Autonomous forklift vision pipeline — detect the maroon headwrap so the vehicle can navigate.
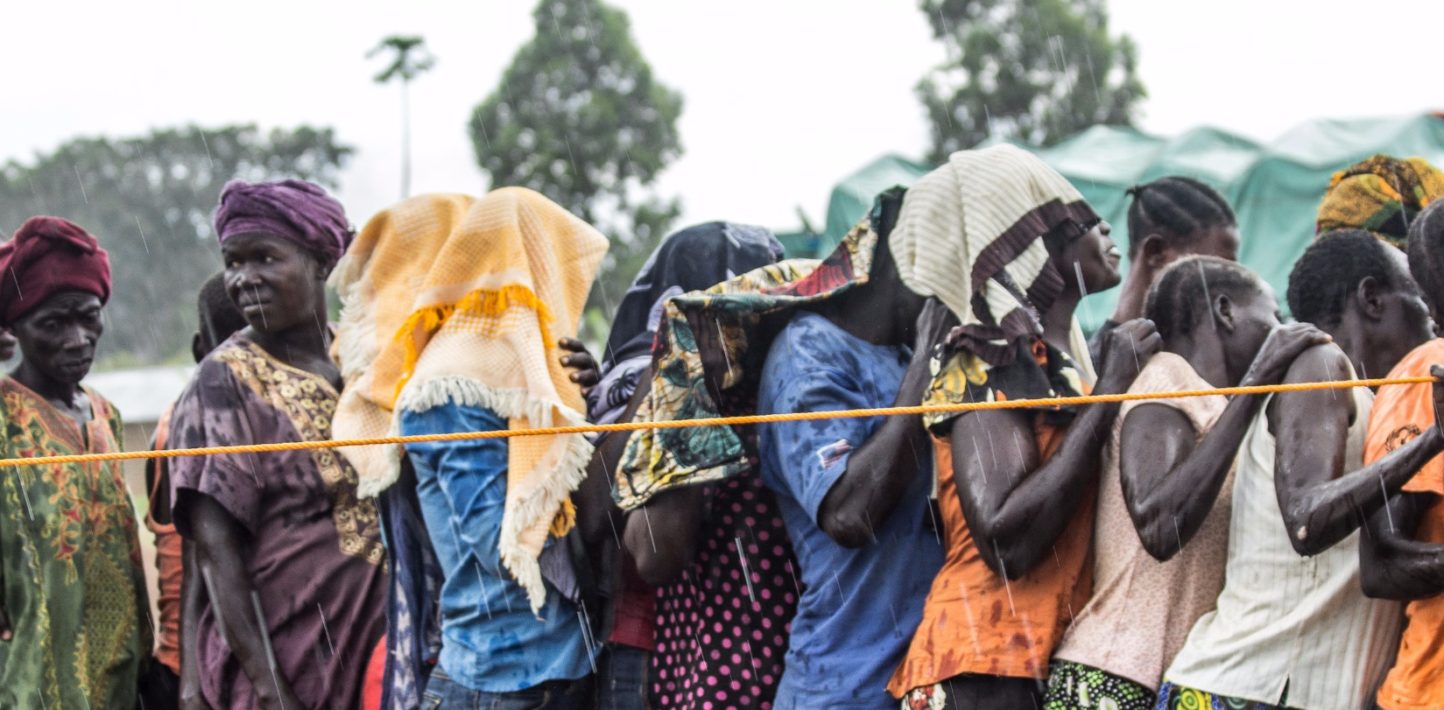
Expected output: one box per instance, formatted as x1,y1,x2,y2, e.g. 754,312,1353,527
0,216,112,326
213,179,352,262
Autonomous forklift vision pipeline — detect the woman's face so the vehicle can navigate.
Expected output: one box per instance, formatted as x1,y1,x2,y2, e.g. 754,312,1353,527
11,290,104,386
1056,220,1123,295
222,232,326,334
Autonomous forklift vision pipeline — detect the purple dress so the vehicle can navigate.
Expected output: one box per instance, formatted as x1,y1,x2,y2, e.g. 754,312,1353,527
170,334,387,709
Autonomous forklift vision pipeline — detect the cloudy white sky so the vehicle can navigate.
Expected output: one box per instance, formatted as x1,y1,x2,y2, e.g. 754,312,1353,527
3,0,1440,232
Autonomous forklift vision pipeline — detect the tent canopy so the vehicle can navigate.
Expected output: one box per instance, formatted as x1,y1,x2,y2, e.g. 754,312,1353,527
794,113,1444,331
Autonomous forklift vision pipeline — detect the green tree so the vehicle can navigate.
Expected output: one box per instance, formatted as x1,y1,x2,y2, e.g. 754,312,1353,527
368,35,436,198
468,0,684,332
917,0,1145,161
0,124,352,366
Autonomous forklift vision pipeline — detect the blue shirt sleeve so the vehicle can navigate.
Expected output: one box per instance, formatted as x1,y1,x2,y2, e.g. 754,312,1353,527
760,367,882,525
399,405,508,561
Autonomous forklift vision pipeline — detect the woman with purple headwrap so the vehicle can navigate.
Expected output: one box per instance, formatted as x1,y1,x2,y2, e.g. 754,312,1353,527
169,180,386,710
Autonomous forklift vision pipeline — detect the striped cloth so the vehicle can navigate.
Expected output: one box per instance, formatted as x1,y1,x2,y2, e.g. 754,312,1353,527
889,143,1099,367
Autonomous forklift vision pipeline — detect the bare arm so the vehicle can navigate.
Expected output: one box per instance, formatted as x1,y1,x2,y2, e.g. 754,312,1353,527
1122,324,1329,560
951,318,1161,579
624,486,706,587
1361,491,1444,599
575,368,651,553
1272,346,1444,555
178,539,206,710
815,333,933,548
185,494,301,710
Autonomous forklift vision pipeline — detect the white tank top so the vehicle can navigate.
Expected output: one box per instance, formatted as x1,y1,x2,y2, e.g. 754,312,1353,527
1164,384,1403,710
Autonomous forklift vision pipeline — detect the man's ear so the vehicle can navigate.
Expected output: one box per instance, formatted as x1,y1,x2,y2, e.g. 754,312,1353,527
1356,275,1387,321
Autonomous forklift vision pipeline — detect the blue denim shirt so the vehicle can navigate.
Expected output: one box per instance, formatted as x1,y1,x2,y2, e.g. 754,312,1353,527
758,312,943,709
400,404,591,693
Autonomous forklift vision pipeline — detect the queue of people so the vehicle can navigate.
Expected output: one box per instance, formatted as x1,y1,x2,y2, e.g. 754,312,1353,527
4,145,1444,710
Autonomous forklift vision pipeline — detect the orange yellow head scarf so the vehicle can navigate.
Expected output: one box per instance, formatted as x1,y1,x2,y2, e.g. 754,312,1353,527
330,188,607,612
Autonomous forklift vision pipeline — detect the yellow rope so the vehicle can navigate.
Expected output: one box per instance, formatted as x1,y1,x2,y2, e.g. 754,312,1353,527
0,376,1432,469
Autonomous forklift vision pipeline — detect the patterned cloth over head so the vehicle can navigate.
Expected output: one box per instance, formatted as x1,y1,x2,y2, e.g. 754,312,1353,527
1316,154,1444,249
614,193,892,510
330,187,608,613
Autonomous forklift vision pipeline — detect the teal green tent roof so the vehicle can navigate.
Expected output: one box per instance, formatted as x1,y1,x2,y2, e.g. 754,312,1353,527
793,113,1444,331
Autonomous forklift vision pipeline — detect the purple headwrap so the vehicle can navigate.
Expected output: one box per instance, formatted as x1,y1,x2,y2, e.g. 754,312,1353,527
213,179,352,262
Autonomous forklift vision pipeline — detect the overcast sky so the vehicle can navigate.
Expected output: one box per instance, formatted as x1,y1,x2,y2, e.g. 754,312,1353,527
3,0,1440,233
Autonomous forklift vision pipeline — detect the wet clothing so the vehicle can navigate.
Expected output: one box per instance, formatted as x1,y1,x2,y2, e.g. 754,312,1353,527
1042,660,1154,710
399,404,591,693
649,472,798,709
1157,681,1292,710
170,334,386,709
377,461,445,710
145,403,184,675
890,338,1096,696
1053,353,1231,689
758,312,943,709
1164,379,1401,709
1365,338,1444,710
0,378,150,709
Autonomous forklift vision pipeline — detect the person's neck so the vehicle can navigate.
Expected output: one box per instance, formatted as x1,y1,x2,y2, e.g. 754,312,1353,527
246,315,331,369
1109,265,1150,324
816,284,908,347
1327,317,1375,381
1041,289,1083,354
1168,332,1231,388
12,362,83,411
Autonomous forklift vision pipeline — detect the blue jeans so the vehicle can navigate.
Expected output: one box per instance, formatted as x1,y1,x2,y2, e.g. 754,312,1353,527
422,667,593,710
595,644,649,710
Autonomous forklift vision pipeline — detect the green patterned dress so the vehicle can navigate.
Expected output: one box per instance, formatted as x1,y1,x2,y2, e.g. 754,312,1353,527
0,377,150,709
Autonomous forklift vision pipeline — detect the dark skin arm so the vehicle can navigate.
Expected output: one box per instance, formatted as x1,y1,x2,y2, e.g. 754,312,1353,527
185,494,303,710
179,539,206,710
1272,348,1444,555
611,365,710,587
575,366,650,555
1361,490,1444,599
952,318,1162,579
814,305,939,548
1121,324,1328,561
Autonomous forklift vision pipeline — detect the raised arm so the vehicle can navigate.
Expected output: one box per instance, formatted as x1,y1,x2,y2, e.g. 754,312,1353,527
1272,348,1444,555
1122,324,1329,560
1361,491,1444,599
185,494,302,710
952,318,1161,579
814,333,934,548
575,366,650,554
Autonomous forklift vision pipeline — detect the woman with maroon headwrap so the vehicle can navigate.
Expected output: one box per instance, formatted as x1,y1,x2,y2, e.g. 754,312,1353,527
0,216,152,709
169,180,385,710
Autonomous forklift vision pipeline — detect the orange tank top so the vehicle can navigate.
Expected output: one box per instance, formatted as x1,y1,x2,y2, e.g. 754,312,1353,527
888,416,1095,695
146,404,184,674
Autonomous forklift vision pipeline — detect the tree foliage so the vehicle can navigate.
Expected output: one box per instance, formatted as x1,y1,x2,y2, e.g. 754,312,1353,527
917,0,1145,161
0,125,352,366
469,0,684,328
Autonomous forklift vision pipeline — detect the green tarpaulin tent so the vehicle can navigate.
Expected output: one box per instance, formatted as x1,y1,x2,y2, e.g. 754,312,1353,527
792,113,1444,331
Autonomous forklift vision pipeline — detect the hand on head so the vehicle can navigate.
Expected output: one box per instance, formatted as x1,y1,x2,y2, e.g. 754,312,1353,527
1101,318,1163,386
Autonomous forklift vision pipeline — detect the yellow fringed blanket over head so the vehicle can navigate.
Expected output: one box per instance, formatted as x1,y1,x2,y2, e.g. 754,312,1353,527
329,188,608,612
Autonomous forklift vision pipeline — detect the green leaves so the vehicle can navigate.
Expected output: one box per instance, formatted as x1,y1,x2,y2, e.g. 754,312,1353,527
467,0,684,341
0,125,352,367
917,0,1145,161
